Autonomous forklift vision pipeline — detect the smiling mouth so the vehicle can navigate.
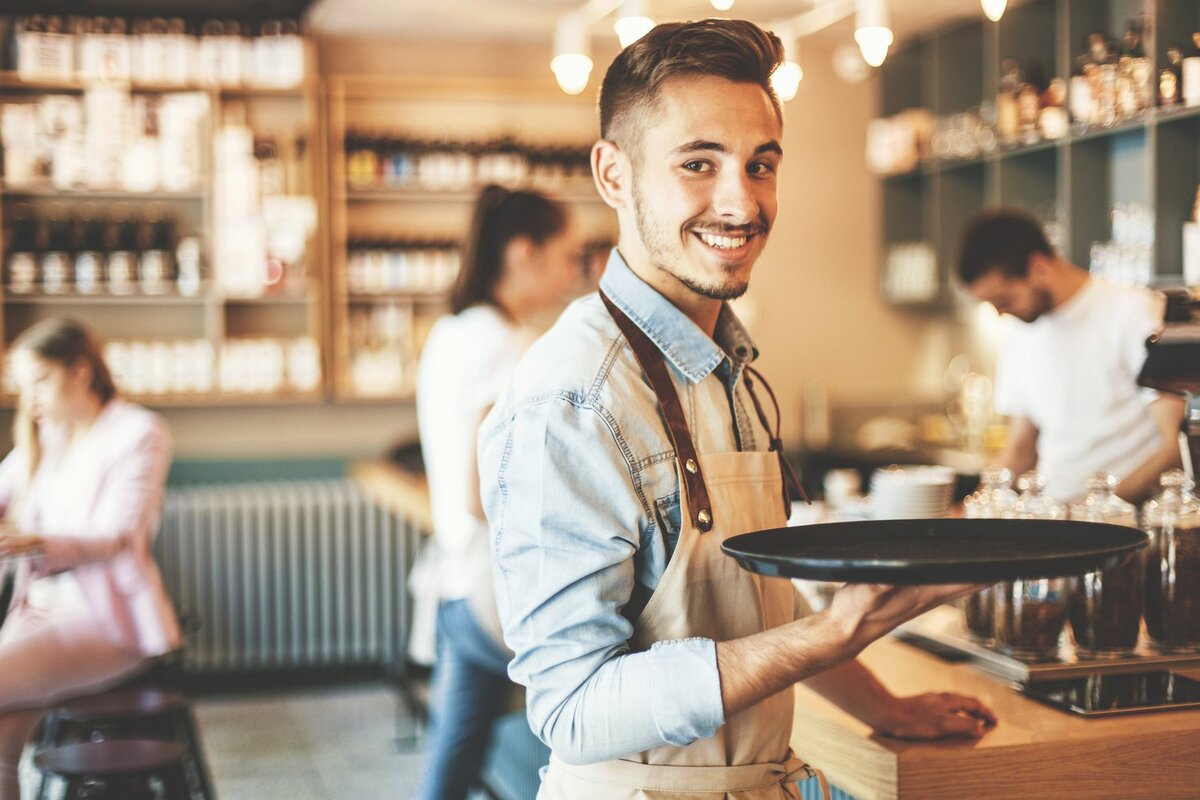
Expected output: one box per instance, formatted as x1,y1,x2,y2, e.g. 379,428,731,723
693,231,757,251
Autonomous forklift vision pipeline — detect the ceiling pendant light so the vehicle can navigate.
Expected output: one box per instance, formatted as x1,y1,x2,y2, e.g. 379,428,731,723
614,0,655,48
710,0,735,10
981,0,1007,22
551,13,593,95
771,29,803,102
854,0,894,68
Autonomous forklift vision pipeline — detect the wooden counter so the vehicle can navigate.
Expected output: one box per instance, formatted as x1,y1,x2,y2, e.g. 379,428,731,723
350,459,433,532
791,634,1200,800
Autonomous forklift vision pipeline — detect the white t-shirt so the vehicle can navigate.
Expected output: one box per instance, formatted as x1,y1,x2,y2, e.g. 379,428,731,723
416,304,531,602
994,278,1164,502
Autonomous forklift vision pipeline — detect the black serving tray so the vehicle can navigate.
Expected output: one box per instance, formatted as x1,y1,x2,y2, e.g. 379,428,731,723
721,518,1149,584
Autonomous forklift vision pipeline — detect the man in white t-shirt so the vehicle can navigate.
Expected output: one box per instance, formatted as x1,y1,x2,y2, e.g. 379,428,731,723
957,208,1185,502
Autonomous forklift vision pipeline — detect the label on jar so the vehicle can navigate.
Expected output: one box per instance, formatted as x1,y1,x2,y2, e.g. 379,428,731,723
107,250,137,294
7,253,37,293
75,251,103,294
41,252,71,294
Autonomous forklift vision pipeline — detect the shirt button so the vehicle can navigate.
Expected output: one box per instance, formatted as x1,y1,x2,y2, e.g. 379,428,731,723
684,457,698,475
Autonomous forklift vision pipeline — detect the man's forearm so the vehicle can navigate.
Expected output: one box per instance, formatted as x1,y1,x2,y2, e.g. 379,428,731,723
715,609,853,718
802,658,896,726
1116,438,1184,503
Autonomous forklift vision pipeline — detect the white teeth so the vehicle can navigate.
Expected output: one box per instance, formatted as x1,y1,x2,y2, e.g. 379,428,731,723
698,232,748,250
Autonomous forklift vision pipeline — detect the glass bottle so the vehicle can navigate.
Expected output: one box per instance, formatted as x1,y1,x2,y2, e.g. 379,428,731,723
959,466,1017,643
6,203,39,294
138,204,174,295
1067,474,1142,657
73,204,105,295
39,202,71,295
992,471,1069,660
105,203,138,295
1142,470,1200,653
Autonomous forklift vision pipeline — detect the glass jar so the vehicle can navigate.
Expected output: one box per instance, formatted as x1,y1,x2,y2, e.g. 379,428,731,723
959,466,1018,643
1067,473,1143,657
993,471,1069,660
1142,469,1200,653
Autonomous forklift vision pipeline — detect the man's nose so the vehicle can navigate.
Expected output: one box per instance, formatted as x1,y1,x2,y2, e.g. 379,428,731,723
712,170,759,223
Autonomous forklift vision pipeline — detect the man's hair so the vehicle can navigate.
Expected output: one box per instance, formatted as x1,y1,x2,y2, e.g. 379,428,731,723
598,19,784,150
957,208,1053,285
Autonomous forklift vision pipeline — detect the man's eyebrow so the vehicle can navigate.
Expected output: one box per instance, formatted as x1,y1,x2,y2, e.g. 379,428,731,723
669,140,784,157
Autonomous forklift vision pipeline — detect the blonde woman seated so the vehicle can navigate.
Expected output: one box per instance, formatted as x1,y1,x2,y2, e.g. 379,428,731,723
0,317,179,799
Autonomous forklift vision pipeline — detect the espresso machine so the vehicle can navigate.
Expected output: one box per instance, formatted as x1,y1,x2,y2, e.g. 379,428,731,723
1137,288,1200,478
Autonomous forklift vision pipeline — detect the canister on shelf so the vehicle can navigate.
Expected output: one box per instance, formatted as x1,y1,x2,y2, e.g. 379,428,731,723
958,465,1017,644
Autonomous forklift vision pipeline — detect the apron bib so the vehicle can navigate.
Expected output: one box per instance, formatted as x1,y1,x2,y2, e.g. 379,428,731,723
537,294,828,800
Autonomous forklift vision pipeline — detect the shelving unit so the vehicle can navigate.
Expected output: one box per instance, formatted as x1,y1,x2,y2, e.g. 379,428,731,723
325,75,616,402
878,0,1200,309
0,38,330,406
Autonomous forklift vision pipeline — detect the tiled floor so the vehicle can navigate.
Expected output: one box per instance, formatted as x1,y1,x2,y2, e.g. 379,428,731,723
23,682,434,800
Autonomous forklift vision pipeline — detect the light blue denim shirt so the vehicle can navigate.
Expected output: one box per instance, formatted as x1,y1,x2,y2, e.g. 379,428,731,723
479,249,773,765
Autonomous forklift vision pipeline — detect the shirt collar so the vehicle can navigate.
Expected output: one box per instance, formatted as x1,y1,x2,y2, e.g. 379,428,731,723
598,249,759,384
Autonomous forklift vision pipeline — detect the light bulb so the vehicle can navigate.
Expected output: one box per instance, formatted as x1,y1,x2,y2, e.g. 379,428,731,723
772,61,803,101
710,0,735,10
855,27,893,67
855,0,893,67
614,15,655,48
981,0,1007,22
552,14,592,95
552,53,593,95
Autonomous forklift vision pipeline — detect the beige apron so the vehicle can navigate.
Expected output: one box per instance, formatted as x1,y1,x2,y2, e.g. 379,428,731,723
536,295,830,800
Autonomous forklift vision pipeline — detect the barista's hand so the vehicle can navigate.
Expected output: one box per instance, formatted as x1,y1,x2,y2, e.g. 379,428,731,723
827,583,987,653
870,691,997,740
0,532,44,558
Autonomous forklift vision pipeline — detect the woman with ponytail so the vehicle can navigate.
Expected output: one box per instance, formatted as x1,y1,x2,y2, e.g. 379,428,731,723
0,317,179,799
416,185,583,799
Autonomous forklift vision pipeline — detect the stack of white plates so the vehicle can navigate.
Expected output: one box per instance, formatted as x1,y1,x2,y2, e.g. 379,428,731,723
869,465,955,520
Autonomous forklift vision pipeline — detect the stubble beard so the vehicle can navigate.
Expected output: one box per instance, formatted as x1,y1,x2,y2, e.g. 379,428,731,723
631,178,755,302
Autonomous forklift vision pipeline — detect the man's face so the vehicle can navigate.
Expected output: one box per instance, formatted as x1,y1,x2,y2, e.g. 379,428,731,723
624,75,782,301
967,269,1052,322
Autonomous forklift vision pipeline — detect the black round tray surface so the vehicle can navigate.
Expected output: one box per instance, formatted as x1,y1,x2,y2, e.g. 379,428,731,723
721,518,1148,584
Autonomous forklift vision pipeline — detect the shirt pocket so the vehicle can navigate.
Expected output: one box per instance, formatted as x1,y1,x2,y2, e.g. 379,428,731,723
654,490,682,561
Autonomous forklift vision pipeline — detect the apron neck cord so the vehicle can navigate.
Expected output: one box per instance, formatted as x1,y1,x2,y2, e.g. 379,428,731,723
743,366,810,512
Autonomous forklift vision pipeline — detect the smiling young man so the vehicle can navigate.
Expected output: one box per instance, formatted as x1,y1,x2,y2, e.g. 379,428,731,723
480,20,995,799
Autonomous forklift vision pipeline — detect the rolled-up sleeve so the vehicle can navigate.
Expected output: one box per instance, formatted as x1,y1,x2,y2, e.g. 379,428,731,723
480,393,725,764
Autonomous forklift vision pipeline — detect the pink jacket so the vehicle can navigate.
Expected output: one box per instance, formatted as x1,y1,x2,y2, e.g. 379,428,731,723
0,399,181,658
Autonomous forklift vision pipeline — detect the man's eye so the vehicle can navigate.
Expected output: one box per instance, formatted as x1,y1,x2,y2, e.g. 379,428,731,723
748,162,776,176
682,160,711,173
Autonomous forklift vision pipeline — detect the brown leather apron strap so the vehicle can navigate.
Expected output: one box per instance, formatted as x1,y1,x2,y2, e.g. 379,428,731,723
600,291,714,532
743,365,810,516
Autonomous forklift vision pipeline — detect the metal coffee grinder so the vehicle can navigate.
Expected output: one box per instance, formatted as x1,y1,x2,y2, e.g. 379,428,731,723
1138,289,1200,477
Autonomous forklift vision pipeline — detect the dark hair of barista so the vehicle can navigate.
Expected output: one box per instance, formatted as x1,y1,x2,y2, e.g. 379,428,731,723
599,19,784,159
956,208,1053,286
10,316,117,484
451,184,570,314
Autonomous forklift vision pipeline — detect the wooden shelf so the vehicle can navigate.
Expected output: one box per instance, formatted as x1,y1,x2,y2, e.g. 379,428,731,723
0,72,309,97
3,293,206,305
0,183,204,200
339,187,601,203
221,295,311,305
0,391,325,409
347,292,449,303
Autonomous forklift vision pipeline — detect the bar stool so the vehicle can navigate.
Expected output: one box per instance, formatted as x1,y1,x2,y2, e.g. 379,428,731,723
34,739,190,800
34,688,214,800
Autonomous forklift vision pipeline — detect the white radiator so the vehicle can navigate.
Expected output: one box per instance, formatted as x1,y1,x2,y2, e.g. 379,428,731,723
154,480,422,673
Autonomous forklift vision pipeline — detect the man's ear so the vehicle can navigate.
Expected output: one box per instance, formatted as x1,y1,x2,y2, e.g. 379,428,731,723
592,139,630,211
1026,252,1054,285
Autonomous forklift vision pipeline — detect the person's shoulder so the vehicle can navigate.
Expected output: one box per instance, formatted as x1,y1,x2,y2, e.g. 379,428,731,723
104,399,171,450
1090,279,1163,323
507,293,624,407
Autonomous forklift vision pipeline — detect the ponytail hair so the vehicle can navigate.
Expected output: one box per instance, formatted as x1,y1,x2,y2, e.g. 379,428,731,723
451,184,568,314
11,317,117,486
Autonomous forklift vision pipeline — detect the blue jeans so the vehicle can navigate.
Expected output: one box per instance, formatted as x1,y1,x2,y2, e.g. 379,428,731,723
419,598,513,800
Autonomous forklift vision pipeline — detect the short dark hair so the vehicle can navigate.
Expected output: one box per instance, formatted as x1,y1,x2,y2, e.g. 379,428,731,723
452,184,568,314
598,19,784,150
957,208,1053,285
